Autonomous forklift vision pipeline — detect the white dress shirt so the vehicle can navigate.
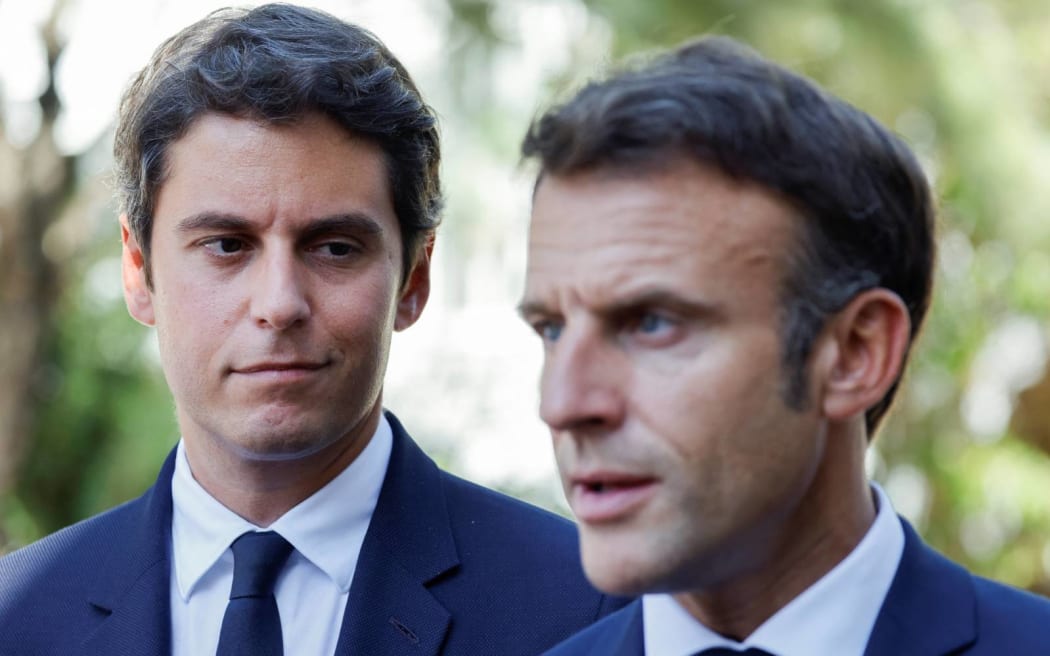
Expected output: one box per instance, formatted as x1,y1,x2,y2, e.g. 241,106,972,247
170,415,393,656
642,483,905,656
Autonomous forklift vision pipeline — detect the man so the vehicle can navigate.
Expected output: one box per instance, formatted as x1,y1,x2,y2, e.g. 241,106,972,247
518,36,1050,655
0,5,624,655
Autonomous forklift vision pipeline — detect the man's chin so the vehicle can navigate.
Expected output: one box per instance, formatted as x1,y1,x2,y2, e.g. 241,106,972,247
219,425,340,463
580,542,663,597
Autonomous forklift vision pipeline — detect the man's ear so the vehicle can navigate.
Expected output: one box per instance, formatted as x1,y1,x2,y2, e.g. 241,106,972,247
813,288,911,422
120,214,155,327
394,235,433,331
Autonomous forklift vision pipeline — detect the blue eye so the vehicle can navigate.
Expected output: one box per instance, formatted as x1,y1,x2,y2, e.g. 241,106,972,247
637,313,671,334
536,321,563,342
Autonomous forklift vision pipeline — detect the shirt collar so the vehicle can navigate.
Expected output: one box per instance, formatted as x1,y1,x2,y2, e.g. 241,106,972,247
642,483,905,656
171,414,393,600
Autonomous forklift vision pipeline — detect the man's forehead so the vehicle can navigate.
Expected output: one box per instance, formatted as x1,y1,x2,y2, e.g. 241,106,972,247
151,111,398,235
529,162,797,251
524,161,795,309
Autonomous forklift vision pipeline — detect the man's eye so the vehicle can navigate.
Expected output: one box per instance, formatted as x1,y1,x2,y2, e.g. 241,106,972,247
315,241,357,257
324,242,352,256
534,320,563,342
203,237,245,254
637,313,672,334
627,312,681,344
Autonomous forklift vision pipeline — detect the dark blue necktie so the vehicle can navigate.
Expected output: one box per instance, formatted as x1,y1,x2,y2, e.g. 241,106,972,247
694,648,775,656
216,531,294,656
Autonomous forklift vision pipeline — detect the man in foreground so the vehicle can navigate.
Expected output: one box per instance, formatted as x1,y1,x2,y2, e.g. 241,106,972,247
0,5,622,655
519,35,1050,655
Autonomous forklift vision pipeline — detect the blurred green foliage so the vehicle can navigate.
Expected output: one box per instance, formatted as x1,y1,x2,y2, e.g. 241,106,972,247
3,0,1050,597
3,193,177,546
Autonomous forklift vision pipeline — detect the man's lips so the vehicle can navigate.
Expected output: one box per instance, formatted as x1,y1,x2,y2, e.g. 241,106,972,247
568,471,658,524
229,361,329,381
233,361,327,374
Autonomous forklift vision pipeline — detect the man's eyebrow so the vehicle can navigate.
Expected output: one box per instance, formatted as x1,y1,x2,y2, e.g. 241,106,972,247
174,212,385,237
300,213,384,240
516,299,551,319
517,291,719,320
603,290,719,319
175,212,251,234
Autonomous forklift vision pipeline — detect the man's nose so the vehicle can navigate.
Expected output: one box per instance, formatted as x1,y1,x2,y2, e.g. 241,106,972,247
539,329,625,433
249,251,310,330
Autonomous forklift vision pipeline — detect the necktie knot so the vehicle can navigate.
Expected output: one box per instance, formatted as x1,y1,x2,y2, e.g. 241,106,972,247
228,531,294,599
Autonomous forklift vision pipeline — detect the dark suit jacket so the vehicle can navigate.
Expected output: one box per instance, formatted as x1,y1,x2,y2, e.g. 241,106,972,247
0,413,626,655
541,518,1050,655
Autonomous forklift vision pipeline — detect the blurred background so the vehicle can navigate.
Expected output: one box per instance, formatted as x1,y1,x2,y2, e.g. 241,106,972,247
2,0,1049,594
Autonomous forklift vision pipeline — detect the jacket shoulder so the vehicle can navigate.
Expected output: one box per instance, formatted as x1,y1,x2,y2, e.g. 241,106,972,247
970,575,1050,652
0,498,143,596
438,469,593,584
0,498,146,652
543,600,643,656
440,470,578,547
435,469,631,648
869,517,1050,656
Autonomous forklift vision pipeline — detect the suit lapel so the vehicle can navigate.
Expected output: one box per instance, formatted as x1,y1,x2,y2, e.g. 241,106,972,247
334,413,457,655
77,419,457,656
864,517,977,656
82,450,176,656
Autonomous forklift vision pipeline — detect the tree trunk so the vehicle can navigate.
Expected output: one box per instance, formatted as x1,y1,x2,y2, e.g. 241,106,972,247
0,5,74,514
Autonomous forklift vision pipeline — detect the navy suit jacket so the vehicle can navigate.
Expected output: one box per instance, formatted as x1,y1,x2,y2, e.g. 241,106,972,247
542,519,1050,655
0,413,626,655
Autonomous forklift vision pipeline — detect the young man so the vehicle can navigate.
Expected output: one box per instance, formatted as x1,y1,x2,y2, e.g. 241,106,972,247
519,36,1050,655
0,6,623,655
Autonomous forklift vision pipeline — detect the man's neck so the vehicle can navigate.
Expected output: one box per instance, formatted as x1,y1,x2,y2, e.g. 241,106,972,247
181,412,380,527
674,423,875,640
